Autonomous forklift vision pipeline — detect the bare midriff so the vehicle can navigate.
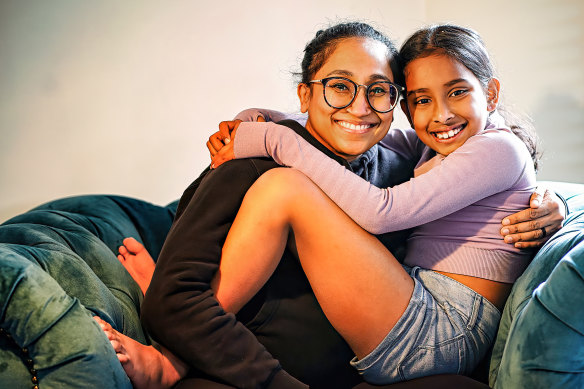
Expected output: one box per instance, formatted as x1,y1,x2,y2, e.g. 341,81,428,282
436,271,513,312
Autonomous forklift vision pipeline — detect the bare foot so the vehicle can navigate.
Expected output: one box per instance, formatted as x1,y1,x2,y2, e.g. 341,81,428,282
93,316,184,389
118,237,155,295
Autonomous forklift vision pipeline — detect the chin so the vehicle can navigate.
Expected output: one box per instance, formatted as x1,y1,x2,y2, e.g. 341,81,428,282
338,145,365,156
342,141,377,156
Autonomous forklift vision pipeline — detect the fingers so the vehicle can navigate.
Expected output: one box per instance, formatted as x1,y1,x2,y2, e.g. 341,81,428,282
511,239,545,249
207,122,233,156
210,143,234,169
218,120,235,138
207,120,241,158
207,132,228,157
502,206,548,227
501,223,548,247
501,218,545,236
502,189,564,244
501,206,555,248
540,189,566,220
529,186,547,208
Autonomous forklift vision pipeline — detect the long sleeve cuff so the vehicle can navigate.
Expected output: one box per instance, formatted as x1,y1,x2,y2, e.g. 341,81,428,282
233,122,271,159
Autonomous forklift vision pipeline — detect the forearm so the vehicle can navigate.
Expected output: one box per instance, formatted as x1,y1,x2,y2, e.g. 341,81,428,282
234,123,532,234
232,122,416,233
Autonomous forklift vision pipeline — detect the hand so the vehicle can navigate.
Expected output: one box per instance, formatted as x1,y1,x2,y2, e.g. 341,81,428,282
207,116,266,169
500,186,565,248
211,138,234,169
207,119,242,158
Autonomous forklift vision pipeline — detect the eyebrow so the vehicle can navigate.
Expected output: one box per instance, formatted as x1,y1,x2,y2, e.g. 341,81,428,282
406,78,470,97
445,78,470,87
324,69,392,82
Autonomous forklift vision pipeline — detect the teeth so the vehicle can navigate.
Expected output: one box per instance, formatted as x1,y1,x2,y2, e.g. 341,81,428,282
434,127,461,140
338,121,372,131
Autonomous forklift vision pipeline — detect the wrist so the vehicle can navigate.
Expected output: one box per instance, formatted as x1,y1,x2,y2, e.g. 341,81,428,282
233,122,271,159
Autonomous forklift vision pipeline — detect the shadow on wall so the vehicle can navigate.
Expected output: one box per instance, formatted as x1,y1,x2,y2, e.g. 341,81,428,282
532,92,584,183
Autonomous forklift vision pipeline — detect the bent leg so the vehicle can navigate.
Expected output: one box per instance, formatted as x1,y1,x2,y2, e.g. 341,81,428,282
214,168,414,358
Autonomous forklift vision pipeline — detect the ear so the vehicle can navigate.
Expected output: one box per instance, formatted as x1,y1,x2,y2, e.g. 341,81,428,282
400,99,414,128
297,83,311,113
486,78,501,112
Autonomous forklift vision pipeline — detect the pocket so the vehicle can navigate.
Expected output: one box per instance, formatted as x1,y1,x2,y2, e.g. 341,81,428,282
398,334,466,381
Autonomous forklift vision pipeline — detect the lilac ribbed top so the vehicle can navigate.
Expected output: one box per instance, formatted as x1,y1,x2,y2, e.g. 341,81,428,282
233,115,536,282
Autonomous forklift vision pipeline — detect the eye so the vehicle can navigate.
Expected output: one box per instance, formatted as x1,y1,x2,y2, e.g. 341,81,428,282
328,81,352,93
413,97,431,106
369,86,388,96
450,88,468,97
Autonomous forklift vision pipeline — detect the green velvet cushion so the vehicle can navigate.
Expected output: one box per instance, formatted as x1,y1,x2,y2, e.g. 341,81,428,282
0,248,131,388
489,183,584,388
0,195,177,388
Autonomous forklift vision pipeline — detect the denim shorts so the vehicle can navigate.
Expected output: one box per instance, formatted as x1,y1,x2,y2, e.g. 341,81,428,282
349,266,501,384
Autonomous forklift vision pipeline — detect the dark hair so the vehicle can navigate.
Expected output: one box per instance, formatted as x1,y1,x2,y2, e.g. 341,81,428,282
399,24,541,170
298,22,403,86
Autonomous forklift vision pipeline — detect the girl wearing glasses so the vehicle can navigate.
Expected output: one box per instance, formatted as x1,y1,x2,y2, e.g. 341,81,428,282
208,24,539,384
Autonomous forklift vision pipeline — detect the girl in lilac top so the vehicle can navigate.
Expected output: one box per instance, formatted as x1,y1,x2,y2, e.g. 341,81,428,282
230,112,535,283
210,24,539,384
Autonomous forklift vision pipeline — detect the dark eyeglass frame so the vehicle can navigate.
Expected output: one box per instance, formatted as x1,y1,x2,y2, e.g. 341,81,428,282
307,76,405,113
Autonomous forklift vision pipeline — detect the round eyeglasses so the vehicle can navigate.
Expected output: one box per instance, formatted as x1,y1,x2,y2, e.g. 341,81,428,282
308,77,404,113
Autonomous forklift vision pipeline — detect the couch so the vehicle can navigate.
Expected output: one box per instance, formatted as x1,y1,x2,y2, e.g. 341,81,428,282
1,182,583,389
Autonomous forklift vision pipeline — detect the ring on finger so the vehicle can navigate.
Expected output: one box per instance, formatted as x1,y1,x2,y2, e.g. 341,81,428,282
540,227,547,238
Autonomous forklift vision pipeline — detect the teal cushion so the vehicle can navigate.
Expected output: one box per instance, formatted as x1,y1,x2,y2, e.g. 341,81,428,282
490,207,584,387
0,248,132,388
492,241,584,388
0,195,177,388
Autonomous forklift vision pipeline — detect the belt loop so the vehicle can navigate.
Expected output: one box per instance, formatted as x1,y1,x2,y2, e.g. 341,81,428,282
467,294,481,331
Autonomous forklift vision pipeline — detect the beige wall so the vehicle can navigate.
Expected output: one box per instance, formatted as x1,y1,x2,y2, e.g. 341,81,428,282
1,0,582,223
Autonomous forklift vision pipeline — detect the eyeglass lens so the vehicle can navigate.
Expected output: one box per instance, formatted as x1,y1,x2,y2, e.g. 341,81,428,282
323,78,399,112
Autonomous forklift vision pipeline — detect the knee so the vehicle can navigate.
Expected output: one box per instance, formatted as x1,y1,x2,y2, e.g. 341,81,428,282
248,168,314,208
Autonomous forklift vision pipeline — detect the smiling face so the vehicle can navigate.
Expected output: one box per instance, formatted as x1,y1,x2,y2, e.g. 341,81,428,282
404,53,499,156
298,37,395,161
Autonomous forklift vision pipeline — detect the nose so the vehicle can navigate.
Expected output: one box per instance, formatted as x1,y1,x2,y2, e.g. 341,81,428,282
433,99,454,123
347,85,372,116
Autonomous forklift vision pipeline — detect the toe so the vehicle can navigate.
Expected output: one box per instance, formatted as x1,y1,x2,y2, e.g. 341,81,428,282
118,245,129,256
123,237,145,254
